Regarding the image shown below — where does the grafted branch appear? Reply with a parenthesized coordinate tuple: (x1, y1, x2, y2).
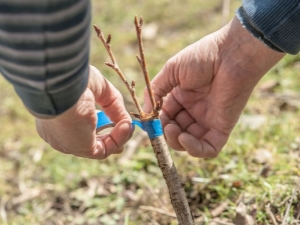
(134, 16, 159, 117)
(93, 25, 144, 118)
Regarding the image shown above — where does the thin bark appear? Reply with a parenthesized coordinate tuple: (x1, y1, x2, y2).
(151, 136, 193, 225)
(134, 16, 158, 116)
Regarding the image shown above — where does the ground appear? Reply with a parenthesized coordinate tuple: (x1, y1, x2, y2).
(0, 0, 300, 224)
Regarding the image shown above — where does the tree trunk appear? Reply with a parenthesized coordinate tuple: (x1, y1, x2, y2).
(151, 135, 194, 225)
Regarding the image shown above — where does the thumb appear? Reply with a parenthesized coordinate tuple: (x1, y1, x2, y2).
(88, 65, 131, 122)
(88, 65, 133, 158)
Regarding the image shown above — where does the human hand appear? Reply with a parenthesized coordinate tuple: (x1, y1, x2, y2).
(145, 16, 285, 158)
(35, 66, 133, 159)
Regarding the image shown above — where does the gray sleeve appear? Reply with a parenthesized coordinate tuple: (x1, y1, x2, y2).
(236, 0, 300, 55)
(0, 0, 91, 116)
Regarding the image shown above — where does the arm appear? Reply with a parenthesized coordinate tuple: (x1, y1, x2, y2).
(0, 0, 132, 159)
(0, 0, 90, 116)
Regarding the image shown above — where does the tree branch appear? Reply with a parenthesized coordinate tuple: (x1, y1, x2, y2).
(93, 24, 144, 118)
(134, 16, 159, 117)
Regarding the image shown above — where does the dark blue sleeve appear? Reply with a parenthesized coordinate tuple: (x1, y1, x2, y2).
(0, 0, 91, 116)
(236, 0, 300, 55)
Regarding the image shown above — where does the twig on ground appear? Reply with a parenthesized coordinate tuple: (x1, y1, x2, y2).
(210, 218, 235, 225)
(10, 188, 43, 207)
(151, 219, 161, 225)
(118, 131, 148, 164)
(143, 179, 168, 208)
(211, 201, 229, 217)
(235, 193, 244, 205)
(140, 205, 177, 218)
(282, 177, 300, 225)
(195, 201, 229, 223)
(259, 92, 300, 101)
(275, 196, 291, 208)
(265, 203, 278, 225)
(0, 197, 7, 223)
(296, 202, 300, 221)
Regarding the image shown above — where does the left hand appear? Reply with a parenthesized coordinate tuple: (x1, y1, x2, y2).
(35, 65, 133, 159)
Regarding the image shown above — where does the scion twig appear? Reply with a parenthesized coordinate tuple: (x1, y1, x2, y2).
(93, 25, 144, 118)
(134, 16, 159, 117)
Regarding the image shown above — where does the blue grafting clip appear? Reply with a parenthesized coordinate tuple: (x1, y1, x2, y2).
(96, 111, 163, 139)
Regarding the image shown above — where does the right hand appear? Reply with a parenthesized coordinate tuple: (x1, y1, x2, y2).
(35, 66, 133, 159)
(145, 16, 285, 158)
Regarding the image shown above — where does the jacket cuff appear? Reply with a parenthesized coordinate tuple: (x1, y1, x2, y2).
(14, 63, 89, 116)
(236, 0, 300, 55)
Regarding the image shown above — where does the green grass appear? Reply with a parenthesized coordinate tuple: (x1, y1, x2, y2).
(0, 0, 300, 224)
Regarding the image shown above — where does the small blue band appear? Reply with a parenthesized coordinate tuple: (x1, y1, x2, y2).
(140, 119, 164, 139)
(96, 111, 114, 128)
(96, 111, 163, 139)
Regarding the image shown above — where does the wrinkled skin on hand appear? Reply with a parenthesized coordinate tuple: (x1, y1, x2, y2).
(36, 66, 133, 159)
(145, 16, 285, 158)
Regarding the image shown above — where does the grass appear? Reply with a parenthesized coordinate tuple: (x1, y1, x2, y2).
(0, 0, 300, 224)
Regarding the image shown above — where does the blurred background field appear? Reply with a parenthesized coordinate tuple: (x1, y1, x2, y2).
(1, 0, 300, 224)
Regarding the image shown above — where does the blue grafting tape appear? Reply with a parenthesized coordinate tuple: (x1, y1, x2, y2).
(132, 120, 143, 129)
(140, 119, 163, 139)
(96, 111, 114, 129)
(96, 111, 164, 139)
(132, 120, 163, 138)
